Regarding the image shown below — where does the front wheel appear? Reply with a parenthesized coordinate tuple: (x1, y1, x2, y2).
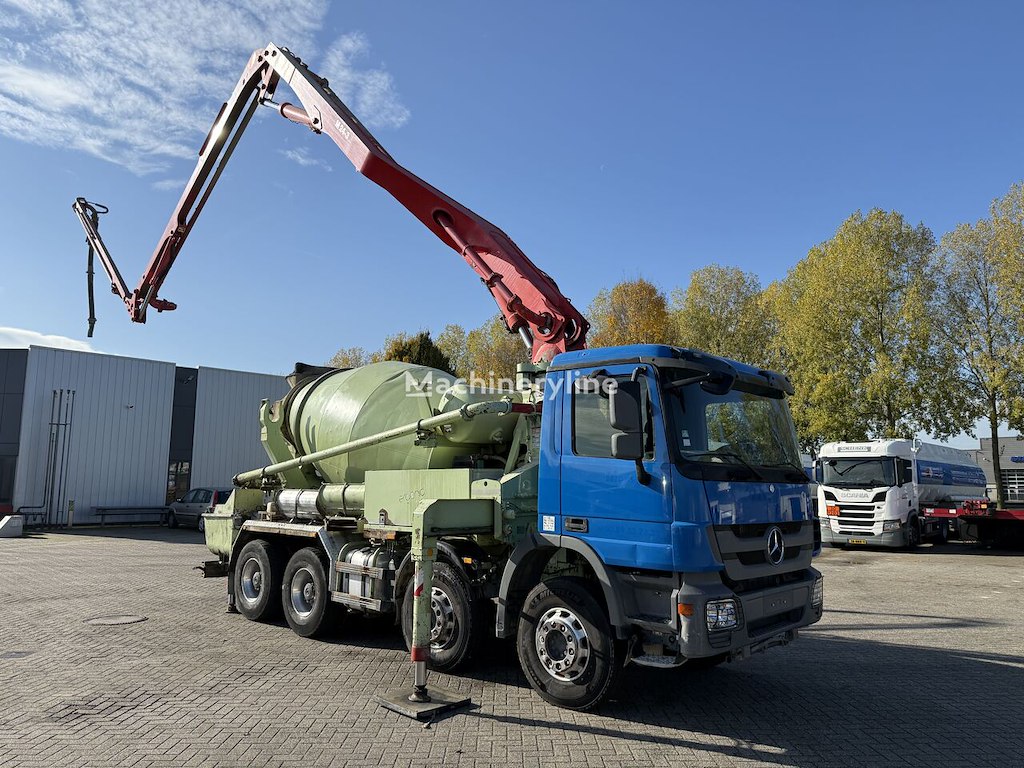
(282, 547, 333, 638)
(197, 513, 206, 533)
(401, 562, 478, 671)
(516, 577, 623, 711)
(905, 516, 921, 549)
(167, 511, 178, 529)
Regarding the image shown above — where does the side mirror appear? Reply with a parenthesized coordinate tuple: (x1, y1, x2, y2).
(608, 381, 645, 466)
(612, 432, 643, 461)
(609, 381, 642, 433)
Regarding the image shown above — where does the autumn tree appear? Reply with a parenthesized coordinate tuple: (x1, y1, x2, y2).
(435, 323, 471, 378)
(991, 183, 1024, 432)
(375, 331, 455, 375)
(327, 346, 369, 368)
(934, 216, 1024, 508)
(771, 209, 966, 451)
(465, 314, 529, 383)
(587, 278, 673, 347)
(671, 265, 775, 367)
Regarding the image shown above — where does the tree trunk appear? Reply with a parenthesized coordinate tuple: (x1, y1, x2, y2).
(989, 401, 1004, 510)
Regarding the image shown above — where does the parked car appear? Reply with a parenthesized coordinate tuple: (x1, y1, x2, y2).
(168, 488, 232, 532)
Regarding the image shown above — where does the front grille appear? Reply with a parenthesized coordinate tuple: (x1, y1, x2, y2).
(838, 503, 874, 511)
(713, 520, 815, 582)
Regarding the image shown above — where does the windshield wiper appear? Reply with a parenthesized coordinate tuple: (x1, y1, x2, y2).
(831, 459, 881, 476)
(683, 449, 770, 481)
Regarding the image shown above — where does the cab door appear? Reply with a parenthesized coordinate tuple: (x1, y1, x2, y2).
(554, 364, 674, 571)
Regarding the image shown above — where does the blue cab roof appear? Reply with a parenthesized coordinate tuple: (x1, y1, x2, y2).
(549, 344, 794, 394)
(550, 344, 761, 376)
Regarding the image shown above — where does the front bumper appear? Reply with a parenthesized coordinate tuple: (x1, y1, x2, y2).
(819, 518, 905, 547)
(672, 567, 823, 660)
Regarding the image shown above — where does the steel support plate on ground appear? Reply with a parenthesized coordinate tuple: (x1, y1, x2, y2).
(376, 687, 471, 721)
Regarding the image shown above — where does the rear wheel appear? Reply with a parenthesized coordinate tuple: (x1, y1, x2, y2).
(401, 562, 478, 671)
(234, 539, 284, 621)
(282, 547, 333, 638)
(516, 577, 623, 711)
(197, 513, 206, 533)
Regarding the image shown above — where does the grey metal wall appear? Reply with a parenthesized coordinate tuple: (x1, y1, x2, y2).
(0, 349, 27, 510)
(12, 347, 175, 523)
(189, 367, 289, 488)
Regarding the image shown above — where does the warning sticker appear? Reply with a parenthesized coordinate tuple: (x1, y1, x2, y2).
(542, 515, 556, 532)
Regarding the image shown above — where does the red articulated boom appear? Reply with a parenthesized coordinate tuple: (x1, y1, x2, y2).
(72, 43, 589, 363)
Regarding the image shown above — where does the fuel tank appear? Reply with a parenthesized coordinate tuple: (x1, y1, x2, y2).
(269, 361, 518, 484)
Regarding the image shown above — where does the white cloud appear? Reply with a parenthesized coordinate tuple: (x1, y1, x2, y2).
(0, 327, 95, 352)
(323, 33, 410, 129)
(0, 2, 408, 174)
(279, 147, 332, 172)
(151, 178, 186, 191)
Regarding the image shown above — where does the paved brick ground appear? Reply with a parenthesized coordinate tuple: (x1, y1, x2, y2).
(0, 529, 1021, 767)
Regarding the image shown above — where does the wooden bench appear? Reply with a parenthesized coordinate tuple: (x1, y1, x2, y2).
(93, 507, 169, 527)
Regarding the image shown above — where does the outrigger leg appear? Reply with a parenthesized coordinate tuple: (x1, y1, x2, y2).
(377, 510, 472, 720)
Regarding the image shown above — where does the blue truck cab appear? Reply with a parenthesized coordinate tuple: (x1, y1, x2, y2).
(500, 344, 823, 707)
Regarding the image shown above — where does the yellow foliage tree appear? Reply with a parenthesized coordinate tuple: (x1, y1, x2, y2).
(587, 278, 672, 348)
(671, 265, 775, 367)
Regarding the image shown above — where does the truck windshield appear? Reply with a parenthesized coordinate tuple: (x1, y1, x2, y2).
(662, 373, 805, 483)
(821, 458, 895, 488)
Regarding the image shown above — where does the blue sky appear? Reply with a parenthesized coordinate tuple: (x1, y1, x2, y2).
(1, 0, 1022, 412)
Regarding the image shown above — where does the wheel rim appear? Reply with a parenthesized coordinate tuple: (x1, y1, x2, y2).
(240, 557, 263, 605)
(535, 606, 591, 682)
(429, 586, 459, 650)
(289, 566, 318, 618)
(198, 516, 205, 532)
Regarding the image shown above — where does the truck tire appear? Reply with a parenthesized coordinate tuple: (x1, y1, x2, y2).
(905, 516, 921, 550)
(282, 547, 333, 638)
(516, 577, 623, 711)
(234, 539, 284, 622)
(401, 562, 477, 671)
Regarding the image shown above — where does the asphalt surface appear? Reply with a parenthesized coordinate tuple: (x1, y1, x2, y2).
(1, 529, 1021, 767)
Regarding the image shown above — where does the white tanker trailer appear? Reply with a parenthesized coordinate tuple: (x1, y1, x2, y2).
(816, 439, 987, 548)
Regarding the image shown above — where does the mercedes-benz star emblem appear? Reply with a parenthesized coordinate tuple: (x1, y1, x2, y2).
(765, 526, 785, 566)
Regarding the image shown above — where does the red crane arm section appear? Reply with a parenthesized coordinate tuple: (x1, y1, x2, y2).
(86, 43, 589, 363)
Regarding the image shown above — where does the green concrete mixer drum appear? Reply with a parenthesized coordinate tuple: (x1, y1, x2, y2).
(269, 361, 518, 485)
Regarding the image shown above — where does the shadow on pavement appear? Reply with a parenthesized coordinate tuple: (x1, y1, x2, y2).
(37, 527, 206, 546)
(463, 634, 1023, 766)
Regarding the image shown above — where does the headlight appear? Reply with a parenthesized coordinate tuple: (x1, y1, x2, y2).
(812, 575, 824, 607)
(706, 599, 739, 631)
(882, 519, 902, 532)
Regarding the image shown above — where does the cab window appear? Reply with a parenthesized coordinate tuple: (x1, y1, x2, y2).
(572, 375, 653, 459)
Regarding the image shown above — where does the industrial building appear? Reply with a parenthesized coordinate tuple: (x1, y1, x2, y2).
(0, 346, 289, 525)
(967, 437, 1024, 503)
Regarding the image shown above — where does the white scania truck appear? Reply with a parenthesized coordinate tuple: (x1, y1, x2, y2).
(816, 440, 987, 548)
